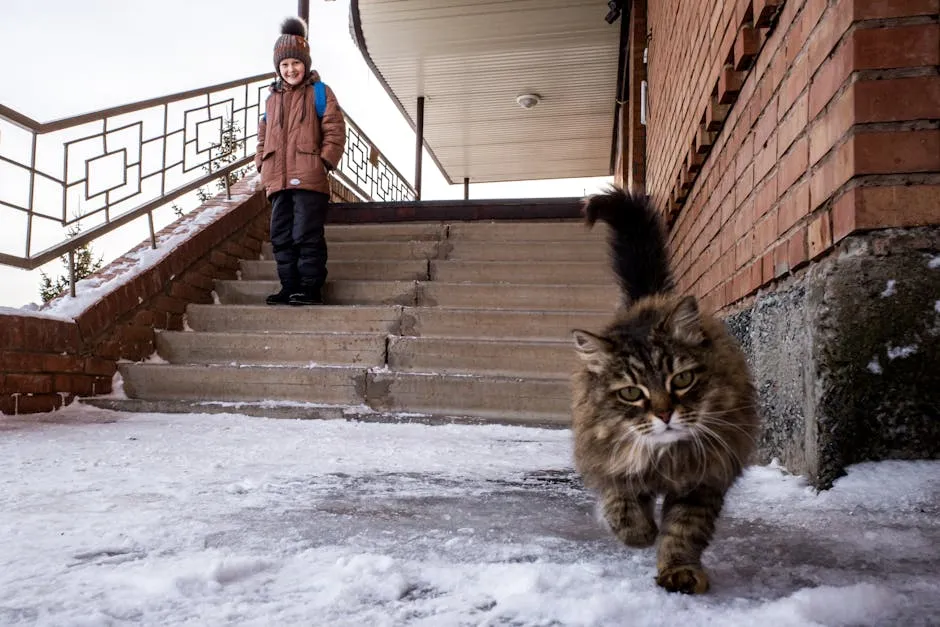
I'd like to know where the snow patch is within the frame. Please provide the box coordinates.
[928,255,940,269]
[866,358,883,374]
[886,344,918,360]
[879,279,896,298]
[144,352,170,365]
[0,305,75,323]
[38,192,256,321]
[1,407,937,625]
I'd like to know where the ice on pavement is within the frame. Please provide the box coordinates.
[1,405,938,626]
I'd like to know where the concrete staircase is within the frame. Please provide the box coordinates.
[88,220,617,426]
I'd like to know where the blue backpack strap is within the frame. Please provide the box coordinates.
[313,81,327,118]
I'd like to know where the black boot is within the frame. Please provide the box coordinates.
[265,285,294,306]
[289,286,323,306]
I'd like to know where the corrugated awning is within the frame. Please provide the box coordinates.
[350,0,623,184]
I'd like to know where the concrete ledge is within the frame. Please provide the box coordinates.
[727,227,940,488]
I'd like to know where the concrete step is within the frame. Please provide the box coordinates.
[365,371,570,424]
[325,223,445,242]
[420,282,616,311]
[388,336,574,378]
[215,280,615,311]
[185,304,402,334]
[156,331,387,366]
[214,280,417,306]
[240,259,429,281]
[445,240,606,262]
[447,221,604,242]
[120,363,365,405]
[119,364,570,425]
[430,260,612,285]
[261,241,441,260]
[400,307,611,340]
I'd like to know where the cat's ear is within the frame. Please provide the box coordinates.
[665,296,706,345]
[572,329,612,373]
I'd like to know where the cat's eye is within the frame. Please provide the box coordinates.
[617,386,645,403]
[671,370,696,390]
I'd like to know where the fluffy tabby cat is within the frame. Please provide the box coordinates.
[571,187,759,594]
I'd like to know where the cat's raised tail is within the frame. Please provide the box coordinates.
[582,186,675,303]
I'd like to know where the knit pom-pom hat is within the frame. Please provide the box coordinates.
[273,17,311,74]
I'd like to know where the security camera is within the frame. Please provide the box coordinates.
[515,93,541,109]
[605,0,622,24]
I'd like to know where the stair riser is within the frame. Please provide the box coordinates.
[156,332,387,366]
[215,281,615,311]
[420,284,616,312]
[261,241,440,260]
[259,240,606,262]
[214,281,417,306]
[366,372,570,424]
[430,261,612,285]
[444,242,606,262]
[120,364,571,425]
[185,305,402,334]
[240,260,429,282]
[447,222,606,242]
[400,308,612,340]
[120,364,364,405]
[388,337,576,378]
[324,224,446,242]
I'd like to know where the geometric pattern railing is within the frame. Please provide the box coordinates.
[0,72,416,293]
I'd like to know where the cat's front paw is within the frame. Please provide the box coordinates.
[655,565,710,594]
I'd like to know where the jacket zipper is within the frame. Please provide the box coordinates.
[280,88,290,190]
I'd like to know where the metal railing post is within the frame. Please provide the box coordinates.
[147,211,157,249]
[298,0,309,26]
[415,96,425,201]
[463,177,470,200]
[67,250,76,298]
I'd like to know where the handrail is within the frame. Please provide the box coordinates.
[0,74,417,297]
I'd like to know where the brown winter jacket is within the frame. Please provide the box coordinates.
[255,70,346,198]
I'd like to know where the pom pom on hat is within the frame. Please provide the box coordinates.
[274,17,311,73]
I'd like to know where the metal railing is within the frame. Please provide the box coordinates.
[0,73,416,296]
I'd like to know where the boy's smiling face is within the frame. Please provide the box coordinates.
[279,58,306,86]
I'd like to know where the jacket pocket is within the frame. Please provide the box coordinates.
[296,142,323,177]
[261,144,276,161]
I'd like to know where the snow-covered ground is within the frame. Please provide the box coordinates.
[1,406,938,627]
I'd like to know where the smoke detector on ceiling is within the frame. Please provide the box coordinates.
[515,93,541,109]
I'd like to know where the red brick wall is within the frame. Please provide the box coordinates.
[0,178,270,415]
[644,0,940,313]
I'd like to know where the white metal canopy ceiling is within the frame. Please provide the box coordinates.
[350,0,622,184]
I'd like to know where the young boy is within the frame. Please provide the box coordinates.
[256,17,346,306]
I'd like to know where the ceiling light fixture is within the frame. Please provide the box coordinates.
[515,93,541,109]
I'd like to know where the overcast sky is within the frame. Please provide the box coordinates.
[0,0,609,308]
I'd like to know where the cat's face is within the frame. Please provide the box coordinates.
[573,296,714,447]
